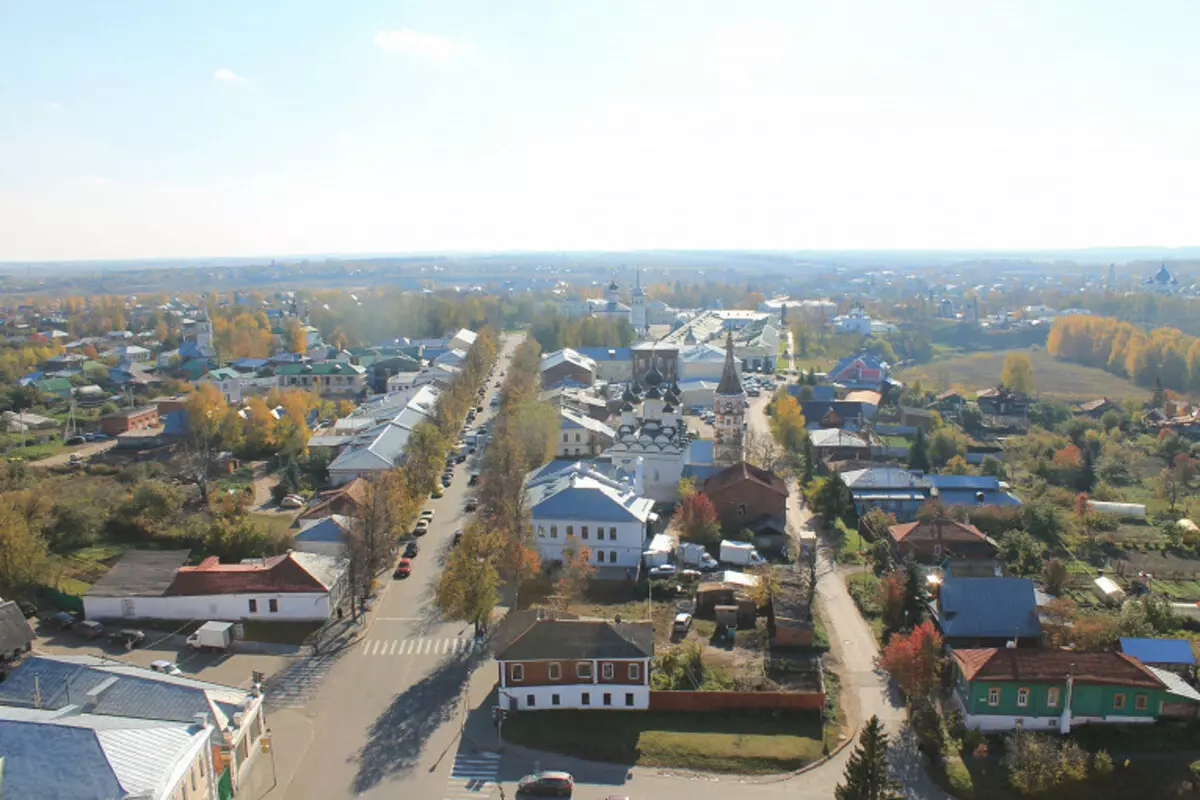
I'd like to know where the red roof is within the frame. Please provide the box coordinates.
[952,648,1164,689]
[166,553,327,595]
[888,519,990,544]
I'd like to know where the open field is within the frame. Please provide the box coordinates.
[503,709,830,773]
[897,348,1153,403]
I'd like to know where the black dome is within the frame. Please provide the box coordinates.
[644,361,664,387]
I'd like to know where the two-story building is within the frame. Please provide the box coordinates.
[496,618,654,711]
[274,362,366,396]
[556,408,616,458]
[526,461,656,572]
[540,349,598,388]
[99,405,160,437]
[702,461,788,552]
[886,519,999,564]
[950,648,1199,733]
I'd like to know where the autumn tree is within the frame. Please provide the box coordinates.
[284,317,307,354]
[1000,352,1036,394]
[556,545,595,609]
[878,570,906,632]
[768,390,807,453]
[1043,558,1068,596]
[436,524,503,637]
[879,620,943,700]
[676,491,721,549]
[0,493,50,594]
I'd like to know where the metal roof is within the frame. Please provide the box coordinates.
[0,600,34,653]
[938,576,1041,640]
[85,550,191,599]
[526,463,654,524]
[496,619,653,661]
[1120,637,1198,666]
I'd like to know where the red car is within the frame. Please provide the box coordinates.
[393,559,412,579]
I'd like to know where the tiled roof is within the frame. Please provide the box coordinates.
[702,461,788,498]
[952,648,1164,689]
[496,619,654,661]
[166,552,342,595]
[85,550,191,599]
[888,519,990,544]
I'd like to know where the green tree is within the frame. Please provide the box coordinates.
[1003,729,1088,796]
[902,555,925,627]
[835,715,902,800]
[812,471,852,522]
[1043,558,1068,596]
[999,530,1044,577]
[435,524,503,636]
[908,428,930,472]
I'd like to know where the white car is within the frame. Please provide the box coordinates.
[420,510,435,521]
[672,612,693,635]
[280,494,305,509]
[150,660,182,676]
[648,564,677,579]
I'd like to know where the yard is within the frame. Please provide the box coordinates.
[896,348,1153,403]
[502,709,831,774]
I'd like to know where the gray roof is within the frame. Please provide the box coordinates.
[1148,666,1200,703]
[295,515,352,544]
[0,708,209,800]
[84,549,191,598]
[496,619,654,661]
[0,599,34,653]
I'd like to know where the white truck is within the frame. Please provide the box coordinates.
[678,542,717,570]
[186,621,235,651]
[719,540,766,567]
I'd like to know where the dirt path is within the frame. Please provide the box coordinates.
[29,439,118,467]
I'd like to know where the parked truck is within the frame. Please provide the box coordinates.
[186,621,234,651]
[719,540,766,567]
[678,542,718,570]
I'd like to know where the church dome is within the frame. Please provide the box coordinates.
[620,402,634,412]
[645,385,663,400]
[644,361,664,387]
[622,385,637,403]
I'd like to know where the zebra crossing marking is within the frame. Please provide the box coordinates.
[444,748,501,799]
[360,635,481,657]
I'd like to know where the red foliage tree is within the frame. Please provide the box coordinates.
[877,570,907,632]
[677,491,721,548]
[879,620,943,699]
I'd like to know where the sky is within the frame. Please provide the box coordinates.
[0,0,1198,261]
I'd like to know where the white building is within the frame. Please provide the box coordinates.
[605,367,692,502]
[556,408,616,458]
[526,461,656,570]
[678,342,735,382]
[326,385,441,485]
[83,550,349,622]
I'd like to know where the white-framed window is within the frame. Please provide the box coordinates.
[550,525,558,538]
[538,526,546,538]
[602,663,614,679]
[510,664,524,682]
[609,527,617,538]
[628,663,640,681]
[577,662,593,679]
[1017,687,1029,708]
[1046,687,1060,708]
[566,525,574,537]
[987,687,1001,706]
[582,526,589,539]
[609,551,617,563]
[548,663,561,680]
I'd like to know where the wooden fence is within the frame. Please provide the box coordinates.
[649,689,824,712]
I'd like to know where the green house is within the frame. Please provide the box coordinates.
[951,647,1196,733]
[34,377,73,400]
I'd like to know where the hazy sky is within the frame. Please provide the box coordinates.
[1,1,1197,260]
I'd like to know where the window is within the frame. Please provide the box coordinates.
[582,526,589,539]
[628,663,640,681]
[548,663,561,680]
[933,543,943,557]
[248,599,258,613]
[268,598,279,613]
[199,758,205,778]
[1135,694,1149,711]
[538,526,546,538]
[602,663,614,680]
[609,527,617,538]
[610,551,617,563]
[550,525,558,538]
[603,692,612,706]
[575,433,581,442]
[510,664,524,682]
[1113,693,1126,710]
[527,694,535,707]
[595,550,604,563]
[626,693,635,707]
[737,503,747,517]
[577,662,593,679]
[581,692,590,706]
[562,433,569,443]
[987,687,1001,706]
[566,525,574,537]
[552,694,560,706]
[1046,687,1060,708]
[1017,687,1029,708]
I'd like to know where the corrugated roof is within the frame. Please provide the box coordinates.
[496,619,654,661]
[888,519,990,544]
[1148,666,1200,703]
[295,515,352,543]
[85,549,191,598]
[1119,637,1198,667]
[0,600,34,652]
[938,576,1041,640]
[952,648,1164,688]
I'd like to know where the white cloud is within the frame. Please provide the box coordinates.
[373,29,472,61]
[213,68,247,83]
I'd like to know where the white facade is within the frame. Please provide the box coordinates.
[498,679,650,711]
[84,591,335,622]
[532,517,646,568]
[203,374,242,404]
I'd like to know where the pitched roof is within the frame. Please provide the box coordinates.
[715,330,744,396]
[0,600,34,653]
[541,348,598,374]
[496,618,654,661]
[888,519,992,546]
[166,552,344,595]
[702,461,788,498]
[274,361,365,376]
[1148,666,1200,703]
[85,550,191,599]
[526,463,655,524]
[808,428,870,449]
[1119,637,1198,667]
[937,576,1041,639]
[294,515,353,543]
[952,648,1164,688]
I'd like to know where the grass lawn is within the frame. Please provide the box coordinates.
[4,440,67,461]
[213,465,255,495]
[254,514,297,538]
[896,348,1153,403]
[1149,578,1200,601]
[240,620,323,644]
[503,710,830,774]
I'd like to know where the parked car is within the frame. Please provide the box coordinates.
[150,660,182,676]
[468,473,479,486]
[393,558,412,579]
[464,498,478,512]
[17,601,37,619]
[75,620,105,639]
[413,519,429,536]
[517,771,574,797]
[46,611,77,630]
[420,510,435,522]
[108,628,146,648]
[746,387,761,397]
[672,612,693,635]
[441,473,453,487]
[648,564,677,579]
[404,542,419,558]
[431,487,444,499]
[280,494,305,509]
[65,434,86,446]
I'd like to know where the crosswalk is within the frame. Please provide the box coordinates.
[360,636,482,657]
[262,652,339,710]
[444,748,501,800]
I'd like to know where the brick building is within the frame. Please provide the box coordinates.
[99,406,160,437]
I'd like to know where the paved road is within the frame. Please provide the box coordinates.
[257,333,521,800]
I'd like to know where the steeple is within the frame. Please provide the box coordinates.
[716,329,742,396]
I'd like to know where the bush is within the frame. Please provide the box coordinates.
[846,573,882,616]
[968,506,1023,538]
[945,755,974,797]
[1093,749,1114,778]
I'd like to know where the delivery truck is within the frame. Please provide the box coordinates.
[678,542,718,570]
[186,621,235,651]
[719,540,766,567]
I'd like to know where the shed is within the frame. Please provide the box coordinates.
[0,600,34,660]
[1120,637,1197,673]
[1092,575,1127,606]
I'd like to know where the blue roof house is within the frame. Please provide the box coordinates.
[1120,637,1198,676]
[936,575,1042,648]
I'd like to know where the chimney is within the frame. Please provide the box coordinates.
[82,677,119,711]
[634,457,645,497]
[194,712,210,730]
